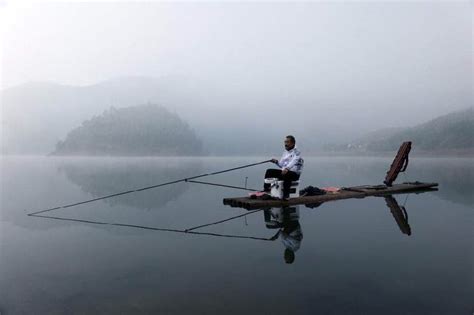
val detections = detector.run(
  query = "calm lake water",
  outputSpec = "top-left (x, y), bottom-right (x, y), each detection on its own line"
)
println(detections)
top-left (1, 156), bottom-right (472, 315)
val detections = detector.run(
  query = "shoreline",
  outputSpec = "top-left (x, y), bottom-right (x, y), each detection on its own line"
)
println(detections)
top-left (1, 152), bottom-right (473, 159)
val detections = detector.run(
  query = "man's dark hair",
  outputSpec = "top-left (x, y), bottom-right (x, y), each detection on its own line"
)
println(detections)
top-left (284, 248), bottom-right (295, 264)
top-left (286, 135), bottom-right (296, 144)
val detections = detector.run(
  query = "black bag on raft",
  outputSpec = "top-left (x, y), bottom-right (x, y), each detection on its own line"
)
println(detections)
top-left (299, 186), bottom-right (326, 196)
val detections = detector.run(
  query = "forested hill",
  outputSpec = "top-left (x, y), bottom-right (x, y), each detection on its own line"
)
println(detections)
top-left (324, 107), bottom-right (474, 154)
top-left (52, 104), bottom-right (203, 156)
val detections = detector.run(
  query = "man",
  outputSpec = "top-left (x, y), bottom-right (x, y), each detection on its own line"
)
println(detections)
top-left (263, 135), bottom-right (304, 200)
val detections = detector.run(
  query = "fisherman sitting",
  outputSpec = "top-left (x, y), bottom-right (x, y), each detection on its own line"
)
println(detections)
top-left (263, 135), bottom-right (304, 200)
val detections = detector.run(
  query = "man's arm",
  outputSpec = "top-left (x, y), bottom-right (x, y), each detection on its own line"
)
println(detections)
top-left (271, 156), bottom-right (284, 168)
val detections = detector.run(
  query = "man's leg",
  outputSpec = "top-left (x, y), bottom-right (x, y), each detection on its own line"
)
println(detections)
top-left (282, 171), bottom-right (300, 198)
top-left (263, 168), bottom-right (283, 192)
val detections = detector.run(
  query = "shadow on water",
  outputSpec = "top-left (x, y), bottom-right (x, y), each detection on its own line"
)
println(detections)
top-left (3, 156), bottom-right (471, 315)
top-left (29, 194), bottom-right (412, 262)
top-left (2, 157), bottom-right (203, 231)
top-left (57, 157), bottom-right (203, 210)
top-left (28, 210), bottom-right (272, 241)
top-left (263, 206), bottom-right (303, 264)
top-left (384, 195), bottom-right (411, 235)
top-left (259, 194), bottom-right (412, 264)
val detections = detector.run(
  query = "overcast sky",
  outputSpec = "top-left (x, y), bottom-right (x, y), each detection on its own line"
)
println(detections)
top-left (1, 1), bottom-right (471, 86)
top-left (0, 0), bottom-right (472, 129)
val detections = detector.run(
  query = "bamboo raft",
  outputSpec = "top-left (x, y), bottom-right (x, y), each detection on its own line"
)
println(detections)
top-left (223, 182), bottom-right (438, 210)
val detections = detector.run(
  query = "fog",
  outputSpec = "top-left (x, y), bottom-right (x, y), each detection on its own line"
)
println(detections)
top-left (1, 4), bottom-right (474, 313)
top-left (0, 1), bottom-right (472, 155)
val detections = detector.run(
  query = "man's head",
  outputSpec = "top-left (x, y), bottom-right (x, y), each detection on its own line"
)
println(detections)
top-left (284, 135), bottom-right (296, 151)
top-left (284, 248), bottom-right (295, 264)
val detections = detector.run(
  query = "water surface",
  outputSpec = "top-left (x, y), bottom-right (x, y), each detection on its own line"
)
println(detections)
top-left (1, 156), bottom-right (472, 314)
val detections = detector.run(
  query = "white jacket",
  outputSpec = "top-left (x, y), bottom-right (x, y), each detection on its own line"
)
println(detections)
top-left (277, 147), bottom-right (304, 174)
top-left (281, 225), bottom-right (303, 252)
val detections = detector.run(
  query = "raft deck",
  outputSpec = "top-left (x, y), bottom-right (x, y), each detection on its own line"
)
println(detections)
top-left (223, 182), bottom-right (438, 210)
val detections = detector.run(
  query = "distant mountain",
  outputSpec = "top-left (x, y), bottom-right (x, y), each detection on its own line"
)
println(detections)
top-left (0, 76), bottom-right (199, 155)
top-left (2, 76), bottom-right (470, 156)
top-left (324, 108), bottom-right (474, 154)
top-left (52, 104), bottom-right (203, 156)
top-left (0, 76), bottom-right (285, 156)
top-left (0, 76), bottom-right (322, 156)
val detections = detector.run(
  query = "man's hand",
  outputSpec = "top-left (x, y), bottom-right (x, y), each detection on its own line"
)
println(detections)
top-left (271, 158), bottom-right (278, 164)
top-left (282, 168), bottom-right (289, 175)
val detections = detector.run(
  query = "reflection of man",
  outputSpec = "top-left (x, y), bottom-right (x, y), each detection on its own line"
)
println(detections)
top-left (264, 135), bottom-right (304, 200)
top-left (265, 206), bottom-right (303, 264)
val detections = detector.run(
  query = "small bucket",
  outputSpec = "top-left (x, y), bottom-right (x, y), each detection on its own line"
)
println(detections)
top-left (264, 178), bottom-right (300, 199)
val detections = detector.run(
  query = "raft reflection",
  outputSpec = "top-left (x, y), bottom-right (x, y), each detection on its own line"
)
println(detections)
top-left (258, 194), bottom-right (412, 263)
top-left (384, 195), bottom-right (411, 236)
top-left (28, 194), bottom-right (412, 257)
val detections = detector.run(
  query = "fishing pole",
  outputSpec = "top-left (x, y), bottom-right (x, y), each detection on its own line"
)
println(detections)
top-left (184, 209), bottom-right (263, 232)
top-left (27, 159), bottom-right (272, 216)
top-left (28, 213), bottom-right (272, 241)
top-left (186, 179), bottom-right (259, 192)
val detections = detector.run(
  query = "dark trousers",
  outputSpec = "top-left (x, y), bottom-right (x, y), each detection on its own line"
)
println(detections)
top-left (263, 168), bottom-right (300, 198)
